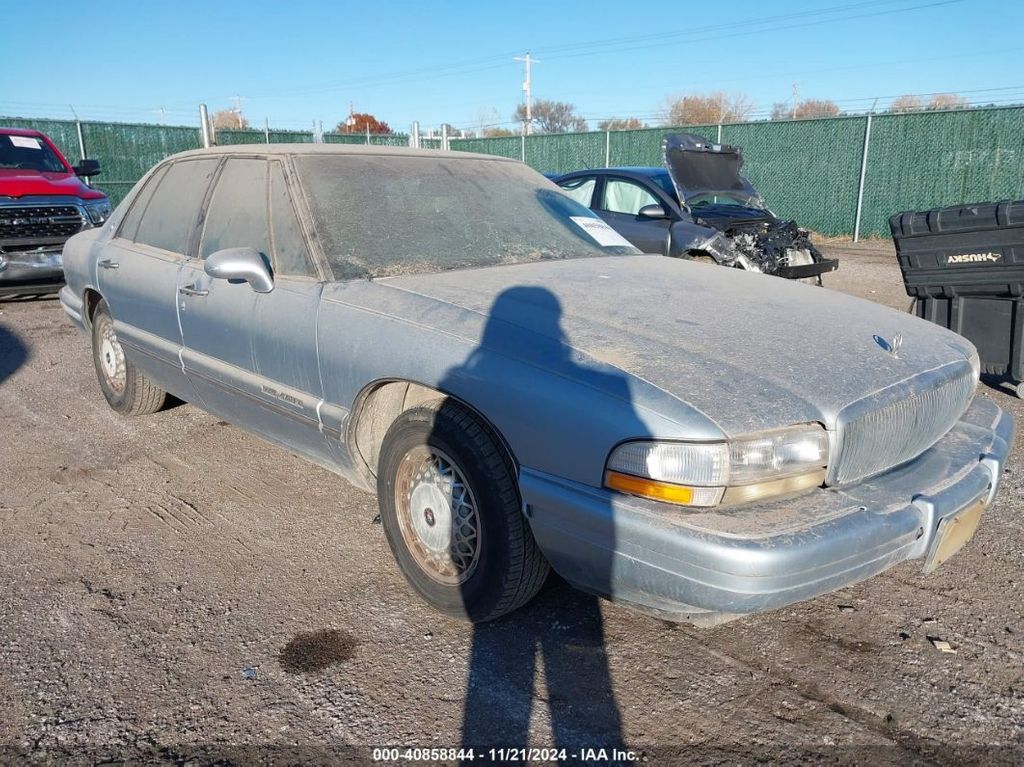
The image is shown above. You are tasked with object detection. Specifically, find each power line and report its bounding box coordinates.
[238,0,955,101]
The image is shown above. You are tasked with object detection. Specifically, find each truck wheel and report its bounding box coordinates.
[377,400,549,622]
[91,299,167,415]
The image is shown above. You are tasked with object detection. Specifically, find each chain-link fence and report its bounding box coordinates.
[5,107,1023,236]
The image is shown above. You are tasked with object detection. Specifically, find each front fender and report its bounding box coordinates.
[317,281,724,489]
[667,218,719,259]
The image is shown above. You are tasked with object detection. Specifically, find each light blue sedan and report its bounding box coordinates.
[60,145,1013,624]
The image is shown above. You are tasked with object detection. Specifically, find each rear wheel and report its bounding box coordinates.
[91,299,167,415]
[377,401,549,622]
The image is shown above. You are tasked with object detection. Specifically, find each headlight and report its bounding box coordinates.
[84,198,112,226]
[605,424,829,507]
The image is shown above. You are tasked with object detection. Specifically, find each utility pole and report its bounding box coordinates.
[514,51,538,135]
[228,94,246,128]
[790,82,799,119]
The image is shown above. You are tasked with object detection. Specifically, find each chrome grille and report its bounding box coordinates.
[0,205,84,241]
[830,362,976,486]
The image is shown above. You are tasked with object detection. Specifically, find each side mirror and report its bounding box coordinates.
[73,159,101,177]
[205,247,274,293]
[638,203,668,219]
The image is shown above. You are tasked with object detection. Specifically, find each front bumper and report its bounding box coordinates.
[777,256,839,280]
[0,248,64,296]
[521,396,1013,624]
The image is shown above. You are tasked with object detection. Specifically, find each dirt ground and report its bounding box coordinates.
[1,241,1022,765]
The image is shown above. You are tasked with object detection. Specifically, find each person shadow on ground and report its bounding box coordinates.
[434,286,651,753]
[0,324,29,385]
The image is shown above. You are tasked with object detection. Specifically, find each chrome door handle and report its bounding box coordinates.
[178,283,209,297]
[98,259,119,269]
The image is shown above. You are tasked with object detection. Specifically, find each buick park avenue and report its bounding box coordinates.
[60,145,1012,624]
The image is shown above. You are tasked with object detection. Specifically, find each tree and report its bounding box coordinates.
[927,93,968,110]
[663,92,753,126]
[212,109,249,130]
[514,100,587,133]
[771,98,840,120]
[336,112,392,134]
[481,127,517,137]
[888,94,923,113]
[597,117,647,131]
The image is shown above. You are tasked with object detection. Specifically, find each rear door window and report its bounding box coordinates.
[199,157,270,260]
[134,159,219,254]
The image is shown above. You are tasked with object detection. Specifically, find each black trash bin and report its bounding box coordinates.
[890,200,1024,396]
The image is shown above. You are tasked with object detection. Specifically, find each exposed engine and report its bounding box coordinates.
[722,220,821,276]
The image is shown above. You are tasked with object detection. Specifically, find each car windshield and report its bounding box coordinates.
[0,134,67,173]
[295,154,639,279]
[648,171,678,200]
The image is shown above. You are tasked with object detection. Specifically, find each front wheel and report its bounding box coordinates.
[377,401,549,622]
[91,299,167,416]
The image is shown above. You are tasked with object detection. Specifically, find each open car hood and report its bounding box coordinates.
[661,133,762,207]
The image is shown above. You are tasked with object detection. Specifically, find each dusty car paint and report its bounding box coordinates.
[60,144,1013,623]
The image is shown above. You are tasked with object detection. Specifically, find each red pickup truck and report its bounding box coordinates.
[0,127,111,297]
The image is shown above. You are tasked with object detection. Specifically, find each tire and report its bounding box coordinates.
[91,298,167,416]
[377,400,549,622]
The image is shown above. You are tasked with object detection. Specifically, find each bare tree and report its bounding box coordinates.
[481,127,517,137]
[212,109,249,130]
[888,94,924,113]
[597,117,648,131]
[771,98,841,120]
[927,93,969,110]
[514,100,588,133]
[663,92,754,126]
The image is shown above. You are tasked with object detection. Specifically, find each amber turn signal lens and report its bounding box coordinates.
[604,470,695,505]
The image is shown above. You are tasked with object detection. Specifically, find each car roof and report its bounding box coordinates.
[168,143,520,164]
[555,166,668,179]
[605,166,668,175]
[0,127,47,138]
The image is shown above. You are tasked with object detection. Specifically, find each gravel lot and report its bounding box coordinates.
[1,241,1022,764]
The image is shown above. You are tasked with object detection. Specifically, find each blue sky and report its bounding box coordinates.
[1,0,1021,131]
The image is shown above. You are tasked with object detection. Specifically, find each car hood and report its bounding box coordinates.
[0,169,104,200]
[662,132,761,206]
[377,255,977,436]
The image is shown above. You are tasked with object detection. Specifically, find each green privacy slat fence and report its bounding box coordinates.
[217,128,315,144]
[449,135,521,159]
[525,130,605,174]
[607,124,718,167]
[4,107,1023,235]
[82,122,202,205]
[452,107,1024,237]
[722,117,867,236]
[859,108,1024,238]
